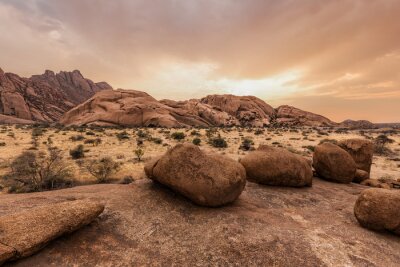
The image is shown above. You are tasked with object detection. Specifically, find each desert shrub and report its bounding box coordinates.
[206,128,218,138]
[374,134,394,156]
[134,148,145,161]
[137,129,148,138]
[254,129,264,135]
[272,141,280,145]
[239,138,254,151]
[85,157,121,183]
[2,148,73,193]
[86,131,96,136]
[136,139,144,146]
[31,128,44,137]
[116,131,130,141]
[152,137,163,144]
[70,144,85,159]
[209,135,228,148]
[171,132,185,140]
[70,135,85,141]
[0,142,5,146]
[84,138,102,146]
[7,132,15,138]
[192,138,201,146]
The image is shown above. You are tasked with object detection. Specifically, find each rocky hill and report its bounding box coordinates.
[276,105,336,127]
[61,89,336,127]
[340,119,377,129]
[0,68,112,123]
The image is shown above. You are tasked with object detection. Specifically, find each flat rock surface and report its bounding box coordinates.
[0,178,399,266]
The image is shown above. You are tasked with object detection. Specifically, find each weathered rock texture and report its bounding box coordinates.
[354,188,400,235]
[240,145,312,187]
[313,143,357,183]
[338,139,374,178]
[0,68,111,123]
[0,180,399,266]
[0,199,104,265]
[61,89,339,127]
[145,143,246,206]
[276,105,336,127]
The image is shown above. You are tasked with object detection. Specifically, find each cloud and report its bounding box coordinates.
[0,0,399,122]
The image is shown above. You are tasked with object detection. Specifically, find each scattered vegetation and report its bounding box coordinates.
[192,138,201,146]
[171,132,186,140]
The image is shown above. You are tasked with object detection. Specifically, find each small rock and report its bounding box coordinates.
[313,143,356,183]
[240,145,312,187]
[354,169,369,183]
[354,188,400,235]
[145,143,246,207]
[0,200,104,264]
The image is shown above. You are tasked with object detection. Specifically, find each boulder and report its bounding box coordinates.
[354,169,370,183]
[339,139,374,177]
[276,105,336,127]
[360,179,381,188]
[0,200,104,264]
[145,143,246,207]
[240,145,312,187]
[313,143,356,183]
[354,188,400,235]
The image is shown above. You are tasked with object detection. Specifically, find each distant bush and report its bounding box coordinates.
[190,130,201,136]
[209,135,228,148]
[254,129,264,135]
[239,138,254,151]
[0,142,5,146]
[116,131,130,141]
[171,132,185,140]
[136,129,148,138]
[86,131,96,136]
[2,148,73,193]
[151,137,163,144]
[70,135,85,141]
[84,138,102,146]
[192,138,201,146]
[85,157,121,183]
[374,134,394,156]
[70,144,85,159]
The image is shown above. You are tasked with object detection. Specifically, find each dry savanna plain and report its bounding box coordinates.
[0,124,399,192]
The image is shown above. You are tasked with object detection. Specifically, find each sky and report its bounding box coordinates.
[0,0,399,123]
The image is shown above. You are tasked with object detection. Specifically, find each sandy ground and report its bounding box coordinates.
[0,125,399,190]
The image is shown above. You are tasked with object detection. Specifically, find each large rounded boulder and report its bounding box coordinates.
[144,143,246,207]
[240,145,312,187]
[339,139,374,178]
[354,188,400,235]
[313,142,356,183]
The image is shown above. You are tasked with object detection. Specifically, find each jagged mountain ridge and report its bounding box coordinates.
[0,68,112,123]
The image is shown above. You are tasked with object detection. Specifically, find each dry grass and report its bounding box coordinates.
[0,125,399,192]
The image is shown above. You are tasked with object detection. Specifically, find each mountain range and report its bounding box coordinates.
[0,68,375,128]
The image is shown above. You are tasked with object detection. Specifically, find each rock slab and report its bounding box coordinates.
[145,143,246,207]
[339,139,374,178]
[0,200,104,264]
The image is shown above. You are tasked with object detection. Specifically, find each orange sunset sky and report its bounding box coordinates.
[0,0,399,122]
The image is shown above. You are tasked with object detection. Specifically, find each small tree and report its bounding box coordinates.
[134,148,145,161]
[4,148,73,192]
[209,134,228,148]
[85,157,121,183]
